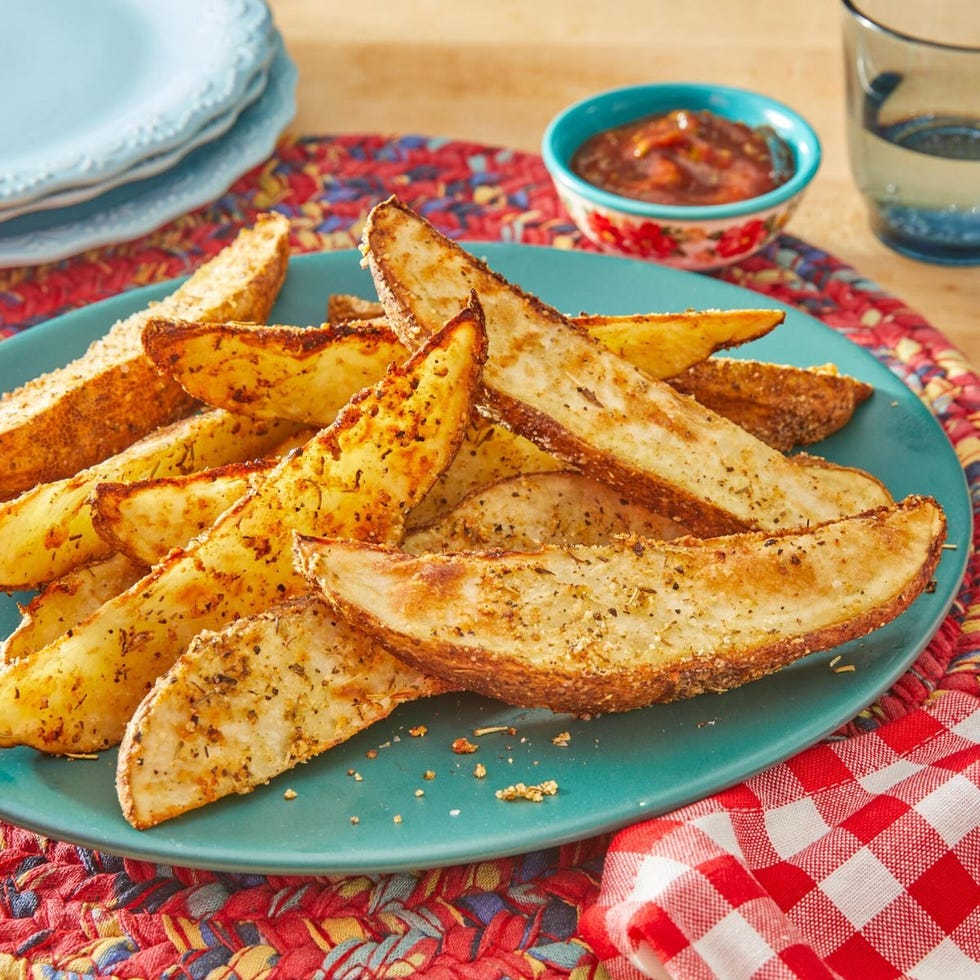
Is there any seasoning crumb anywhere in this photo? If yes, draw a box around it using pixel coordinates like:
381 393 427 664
473 725 516 737
833 663 857 673
473 762 487 778
366 748 378 759
393 814 402 824
408 724 428 737
423 769 436 780
283 788 297 800
65 752 100 761
495 780 559 803
350 816 360 825
552 731 571 747
452 736 479 754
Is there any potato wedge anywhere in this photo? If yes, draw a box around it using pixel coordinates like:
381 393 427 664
116 595 454 829
92 460 270 567
0 213 290 500
141 318 406 424
0 302 487 752
1 553 145 664
362 197 890 534
326 293 386 322
327 290 784 373
668 358 874 451
405 470 687 553
0 410 302 591
139 307 783 428
297 495 946 715
580 309 782 380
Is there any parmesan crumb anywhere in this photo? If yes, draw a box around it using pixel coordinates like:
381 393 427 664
473 762 487 778
495 780 558 803
423 769 436 780
414 789 425 797
350 816 360 825
552 731 571 747
408 724 428 737
393 814 402 824
283 788 297 800
452 736 479 754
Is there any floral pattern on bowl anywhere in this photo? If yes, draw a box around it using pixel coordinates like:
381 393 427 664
557 189 799 272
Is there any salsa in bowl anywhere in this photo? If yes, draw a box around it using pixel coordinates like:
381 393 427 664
542 83 820 270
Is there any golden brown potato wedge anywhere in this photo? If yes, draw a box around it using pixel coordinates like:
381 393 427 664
668 358 874 451
327 290 784 374
0 213 290 500
92 460 270 567
405 470 687 553
141 318 406 424
0 410 302 591
579 309 782 380
362 197 890 534
0 302 487 753
139 307 783 428
1 553 146 664
298 495 946 715
116 597 454 829
326 293 386 322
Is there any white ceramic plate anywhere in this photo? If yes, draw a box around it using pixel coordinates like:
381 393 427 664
0 34 296 267
0 0 273 206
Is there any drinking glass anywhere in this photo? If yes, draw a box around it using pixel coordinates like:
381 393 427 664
841 0 980 265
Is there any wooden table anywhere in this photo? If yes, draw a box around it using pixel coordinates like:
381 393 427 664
267 0 979 365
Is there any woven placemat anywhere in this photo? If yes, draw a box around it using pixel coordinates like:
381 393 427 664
1 134 977 979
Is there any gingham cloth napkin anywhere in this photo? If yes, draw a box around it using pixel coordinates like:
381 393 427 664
580 690 980 980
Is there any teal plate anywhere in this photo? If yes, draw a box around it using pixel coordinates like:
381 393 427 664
0 244 970 874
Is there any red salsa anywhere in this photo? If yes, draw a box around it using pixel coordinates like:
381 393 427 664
571 109 791 206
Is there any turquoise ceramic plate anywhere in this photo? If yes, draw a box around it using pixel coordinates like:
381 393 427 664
0 0 273 205
0 245 970 874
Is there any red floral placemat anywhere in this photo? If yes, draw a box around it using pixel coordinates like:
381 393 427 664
0 134 977 979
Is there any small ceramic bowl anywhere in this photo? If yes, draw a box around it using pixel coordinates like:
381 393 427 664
542 82 821 271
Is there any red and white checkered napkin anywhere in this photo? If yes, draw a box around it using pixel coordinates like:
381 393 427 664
580 691 980 980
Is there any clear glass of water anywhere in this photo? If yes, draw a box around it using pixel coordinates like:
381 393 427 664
842 0 980 265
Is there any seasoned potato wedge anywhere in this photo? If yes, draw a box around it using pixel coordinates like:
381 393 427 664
298 495 946 715
326 293 386 322
362 197 890 534
580 308 782 380
139 308 783 429
0 213 290 500
0 410 302 591
405 470 687 553
669 358 874 451
1 553 146 663
327 290 784 374
0 303 486 752
116 597 454 829
142 318 406 425
92 460 270 567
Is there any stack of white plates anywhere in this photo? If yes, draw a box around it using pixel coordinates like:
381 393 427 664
0 0 297 267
